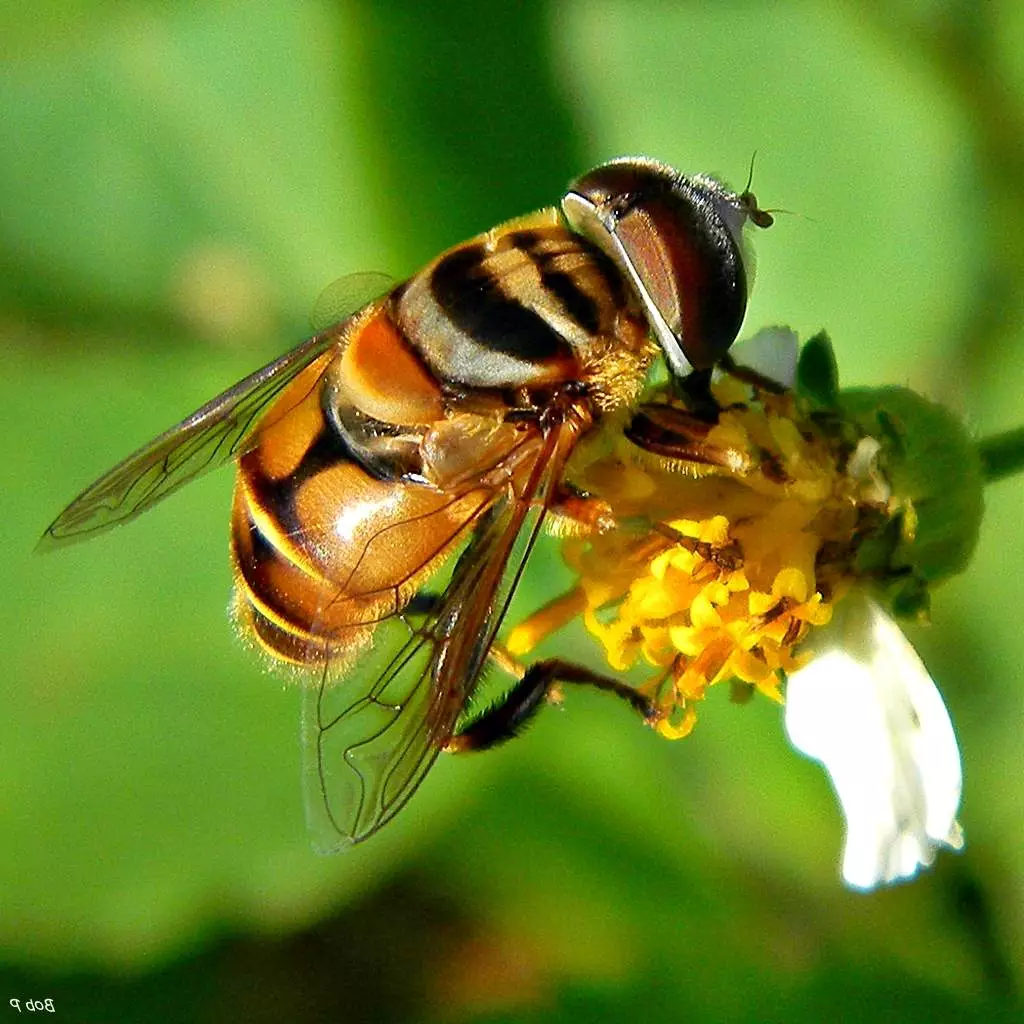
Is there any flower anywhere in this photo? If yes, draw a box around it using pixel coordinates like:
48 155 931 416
511 329 983 888
784 591 963 889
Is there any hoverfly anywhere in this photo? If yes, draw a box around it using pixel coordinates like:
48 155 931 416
42 157 772 848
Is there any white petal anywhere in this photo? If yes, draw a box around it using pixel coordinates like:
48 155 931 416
784 593 963 890
726 326 799 389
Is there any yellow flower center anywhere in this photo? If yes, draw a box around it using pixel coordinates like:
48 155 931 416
509 381 885 737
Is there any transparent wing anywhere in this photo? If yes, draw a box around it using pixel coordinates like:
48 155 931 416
302 419 574 849
40 274 393 551
311 271 394 331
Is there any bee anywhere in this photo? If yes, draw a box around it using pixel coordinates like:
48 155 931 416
42 157 771 848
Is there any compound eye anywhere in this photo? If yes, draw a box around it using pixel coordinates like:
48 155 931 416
563 159 751 377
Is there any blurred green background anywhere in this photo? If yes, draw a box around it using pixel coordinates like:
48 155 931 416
3 1 1023 1021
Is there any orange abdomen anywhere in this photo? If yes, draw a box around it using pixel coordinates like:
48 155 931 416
229 305 504 668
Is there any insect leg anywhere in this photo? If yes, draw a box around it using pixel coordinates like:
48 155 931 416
718 352 787 394
445 658 656 753
675 368 719 422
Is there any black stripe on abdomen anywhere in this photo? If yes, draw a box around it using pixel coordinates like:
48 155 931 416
246 425 354 545
539 268 600 335
508 228 626 337
430 245 576 363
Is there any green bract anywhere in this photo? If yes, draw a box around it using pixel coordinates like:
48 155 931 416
838 386 985 596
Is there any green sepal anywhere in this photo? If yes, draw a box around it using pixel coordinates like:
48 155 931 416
851 513 902 577
886 575 932 621
796 331 839 409
837 386 984 587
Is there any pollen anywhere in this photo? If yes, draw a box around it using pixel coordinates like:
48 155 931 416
515 378 889 737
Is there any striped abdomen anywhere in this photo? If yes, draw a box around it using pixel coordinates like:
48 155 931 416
230 208 652 668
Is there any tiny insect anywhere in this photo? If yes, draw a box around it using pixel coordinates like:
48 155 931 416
42 157 772 848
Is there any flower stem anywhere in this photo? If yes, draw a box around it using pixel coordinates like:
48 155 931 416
978 427 1024 484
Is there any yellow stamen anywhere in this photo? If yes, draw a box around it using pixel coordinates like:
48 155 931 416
503 370 893 739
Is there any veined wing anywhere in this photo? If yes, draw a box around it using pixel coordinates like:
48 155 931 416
39 272 393 551
302 414 579 849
